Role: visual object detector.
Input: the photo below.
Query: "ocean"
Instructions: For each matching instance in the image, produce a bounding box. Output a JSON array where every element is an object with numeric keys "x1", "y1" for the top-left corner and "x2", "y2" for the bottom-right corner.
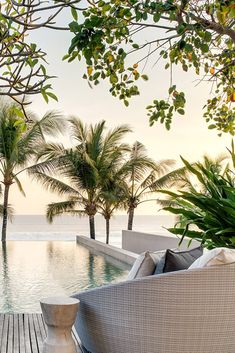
[{"x1": 7, "y1": 214, "x2": 176, "y2": 247}]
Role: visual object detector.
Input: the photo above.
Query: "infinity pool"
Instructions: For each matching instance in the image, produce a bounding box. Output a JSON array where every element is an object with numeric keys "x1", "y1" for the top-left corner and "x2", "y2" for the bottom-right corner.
[{"x1": 0, "y1": 241, "x2": 130, "y2": 313}]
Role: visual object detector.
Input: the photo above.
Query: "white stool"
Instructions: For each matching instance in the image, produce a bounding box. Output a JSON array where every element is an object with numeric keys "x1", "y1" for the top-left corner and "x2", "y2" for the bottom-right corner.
[{"x1": 40, "y1": 296, "x2": 80, "y2": 353}]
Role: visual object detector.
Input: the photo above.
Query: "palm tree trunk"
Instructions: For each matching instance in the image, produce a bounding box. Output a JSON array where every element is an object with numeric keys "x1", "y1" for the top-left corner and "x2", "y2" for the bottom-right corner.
[
  {"x1": 127, "y1": 207, "x2": 135, "y2": 230},
  {"x1": 89, "y1": 215, "x2": 95, "y2": 240},
  {"x1": 2, "y1": 184, "x2": 10, "y2": 242},
  {"x1": 105, "y1": 217, "x2": 110, "y2": 244}
]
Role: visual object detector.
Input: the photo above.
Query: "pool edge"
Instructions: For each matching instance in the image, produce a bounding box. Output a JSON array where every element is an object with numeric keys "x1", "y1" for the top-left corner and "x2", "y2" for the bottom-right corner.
[{"x1": 76, "y1": 236, "x2": 138, "y2": 266}]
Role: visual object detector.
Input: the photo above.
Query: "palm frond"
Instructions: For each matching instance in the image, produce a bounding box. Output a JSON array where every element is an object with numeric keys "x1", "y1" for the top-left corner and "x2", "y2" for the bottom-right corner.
[
  {"x1": 0, "y1": 204, "x2": 14, "y2": 220},
  {"x1": 101, "y1": 125, "x2": 132, "y2": 155},
  {"x1": 150, "y1": 166, "x2": 188, "y2": 190},
  {"x1": 153, "y1": 159, "x2": 175, "y2": 175},
  {"x1": 14, "y1": 176, "x2": 26, "y2": 197},
  {"x1": 36, "y1": 143, "x2": 66, "y2": 162},
  {"x1": 69, "y1": 117, "x2": 88, "y2": 144},
  {"x1": 27, "y1": 158, "x2": 63, "y2": 177},
  {"x1": 30, "y1": 171, "x2": 79, "y2": 197},
  {"x1": 46, "y1": 200, "x2": 79, "y2": 223},
  {"x1": 32, "y1": 110, "x2": 65, "y2": 137}
]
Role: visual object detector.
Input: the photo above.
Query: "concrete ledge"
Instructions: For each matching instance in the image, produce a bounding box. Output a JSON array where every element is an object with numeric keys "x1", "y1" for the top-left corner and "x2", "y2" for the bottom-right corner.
[
  {"x1": 122, "y1": 230, "x2": 200, "y2": 254},
  {"x1": 76, "y1": 236, "x2": 138, "y2": 266}
]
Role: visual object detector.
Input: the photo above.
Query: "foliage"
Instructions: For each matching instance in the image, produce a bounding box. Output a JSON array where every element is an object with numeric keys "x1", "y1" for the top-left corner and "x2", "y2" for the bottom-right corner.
[
  {"x1": 30, "y1": 118, "x2": 131, "y2": 239},
  {"x1": 114, "y1": 141, "x2": 175, "y2": 230},
  {"x1": 0, "y1": 101, "x2": 63, "y2": 241},
  {"x1": 66, "y1": 0, "x2": 235, "y2": 134},
  {"x1": 0, "y1": 204, "x2": 14, "y2": 220},
  {"x1": 0, "y1": 0, "x2": 80, "y2": 112},
  {"x1": 162, "y1": 155, "x2": 235, "y2": 249},
  {"x1": 98, "y1": 180, "x2": 127, "y2": 243}
]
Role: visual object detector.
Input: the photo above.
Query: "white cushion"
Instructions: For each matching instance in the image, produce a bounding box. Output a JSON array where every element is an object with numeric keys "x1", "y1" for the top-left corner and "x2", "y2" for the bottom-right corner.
[
  {"x1": 128, "y1": 250, "x2": 166, "y2": 280},
  {"x1": 189, "y1": 247, "x2": 235, "y2": 269},
  {"x1": 127, "y1": 251, "x2": 157, "y2": 280}
]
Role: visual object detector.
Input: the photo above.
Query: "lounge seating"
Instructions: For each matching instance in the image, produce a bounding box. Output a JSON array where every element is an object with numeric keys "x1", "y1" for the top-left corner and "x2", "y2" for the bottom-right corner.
[{"x1": 73, "y1": 262, "x2": 235, "y2": 353}]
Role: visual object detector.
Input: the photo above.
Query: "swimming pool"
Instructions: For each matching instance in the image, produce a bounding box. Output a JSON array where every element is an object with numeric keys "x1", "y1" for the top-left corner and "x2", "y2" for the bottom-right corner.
[{"x1": 0, "y1": 241, "x2": 130, "y2": 313}]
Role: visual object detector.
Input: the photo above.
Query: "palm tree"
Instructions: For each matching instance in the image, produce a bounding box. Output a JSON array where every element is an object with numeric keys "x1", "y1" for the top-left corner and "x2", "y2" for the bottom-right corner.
[
  {"x1": 169, "y1": 154, "x2": 229, "y2": 195},
  {"x1": 98, "y1": 181, "x2": 126, "y2": 244},
  {"x1": 115, "y1": 142, "x2": 176, "y2": 230},
  {"x1": 31, "y1": 118, "x2": 131, "y2": 239},
  {"x1": 0, "y1": 102, "x2": 63, "y2": 241}
]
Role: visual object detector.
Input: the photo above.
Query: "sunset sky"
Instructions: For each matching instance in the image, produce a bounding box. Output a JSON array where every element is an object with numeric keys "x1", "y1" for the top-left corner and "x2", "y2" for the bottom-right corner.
[{"x1": 9, "y1": 15, "x2": 232, "y2": 215}]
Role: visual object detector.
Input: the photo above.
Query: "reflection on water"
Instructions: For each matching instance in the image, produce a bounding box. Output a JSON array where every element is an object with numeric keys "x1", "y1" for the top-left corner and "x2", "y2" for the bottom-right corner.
[{"x1": 0, "y1": 241, "x2": 130, "y2": 313}]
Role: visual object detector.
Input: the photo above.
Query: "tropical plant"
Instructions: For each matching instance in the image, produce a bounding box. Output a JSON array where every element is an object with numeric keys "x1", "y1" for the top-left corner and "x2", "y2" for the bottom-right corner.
[
  {"x1": 113, "y1": 141, "x2": 175, "y2": 230},
  {"x1": 162, "y1": 156, "x2": 235, "y2": 249},
  {"x1": 0, "y1": 102, "x2": 63, "y2": 242},
  {"x1": 66, "y1": 1, "x2": 235, "y2": 134},
  {"x1": 31, "y1": 119, "x2": 131, "y2": 239}
]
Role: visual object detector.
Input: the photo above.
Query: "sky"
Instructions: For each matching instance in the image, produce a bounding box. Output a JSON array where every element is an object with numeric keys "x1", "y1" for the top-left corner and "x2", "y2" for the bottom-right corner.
[{"x1": 9, "y1": 10, "x2": 232, "y2": 215}]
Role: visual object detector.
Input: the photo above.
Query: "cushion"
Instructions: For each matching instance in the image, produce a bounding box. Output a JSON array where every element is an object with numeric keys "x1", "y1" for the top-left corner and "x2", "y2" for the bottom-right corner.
[
  {"x1": 189, "y1": 247, "x2": 235, "y2": 269},
  {"x1": 163, "y1": 246, "x2": 203, "y2": 273},
  {"x1": 127, "y1": 251, "x2": 156, "y2": 280},
  {"x1": 153, "y1": 251, "x2": 167, "y2": 275}
]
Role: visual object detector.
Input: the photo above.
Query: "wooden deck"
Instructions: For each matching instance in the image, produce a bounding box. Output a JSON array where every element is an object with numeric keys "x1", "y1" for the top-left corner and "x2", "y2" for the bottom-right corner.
[{"x1": 0, "y1": 314, "x2": 82, "y2": 353}]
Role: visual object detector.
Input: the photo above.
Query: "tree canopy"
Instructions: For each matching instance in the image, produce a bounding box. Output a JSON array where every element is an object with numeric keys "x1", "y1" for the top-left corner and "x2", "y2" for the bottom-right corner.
[
  {"x1": 0, "y1": 0, "x2": 80, "y2": 114},
  {"x1": 30, "y1": 118, "x2": 131, "y2": 239},
  {"x1": 66, "y1": 0, "x2": 235, "y2": 134}
]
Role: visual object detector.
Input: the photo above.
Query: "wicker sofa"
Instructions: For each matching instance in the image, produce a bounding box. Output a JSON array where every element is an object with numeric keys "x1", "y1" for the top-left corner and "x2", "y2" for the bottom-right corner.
[{"x1": 73, "y1": 262, "x2": 235, "y2": 353}]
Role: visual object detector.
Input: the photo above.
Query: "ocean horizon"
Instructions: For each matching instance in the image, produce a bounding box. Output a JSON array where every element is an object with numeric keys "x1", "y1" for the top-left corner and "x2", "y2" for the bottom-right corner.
[{"x1": 6, "y1": 214, "x2": 177, "y2": 247}]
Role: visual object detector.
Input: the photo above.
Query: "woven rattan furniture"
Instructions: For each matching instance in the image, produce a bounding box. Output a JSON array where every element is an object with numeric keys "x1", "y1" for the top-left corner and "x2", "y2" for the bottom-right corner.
[{"x1": 73, "y1": 262, "x2": 235, "y2": 353}]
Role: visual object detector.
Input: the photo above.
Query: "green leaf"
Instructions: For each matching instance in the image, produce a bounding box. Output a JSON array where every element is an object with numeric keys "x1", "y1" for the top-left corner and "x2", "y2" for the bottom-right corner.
[
  {"x1": 46, "y1": 92, "x2": 58, "y2": 102},
  {"x1": 62, "y1": 54, "x2": 70, "y2": 61},
  {"x1": 177, "y1": 109, "x2": 185, "y2": 115},
  {"x1": 69, "y1": 21, "x2": 79, "y2": 33},
  {"x1": 71, "y1": 7, "x2": 78, "y2": 21},
  {"x1": 13, "y1": 108, "x2": 24, "y2": 119},
  {"x1": 40, "y1": 65, "x2": 46, "y2": 76},
  {"x1": 153, "y1": 12, "x2": 161, "y2": 23},
  {"x1": 141, "y1": 74, "x2": 148, "y2": 81},
  {"x1": 110, "y1": 73, "x2": 118, "y2": 84},
  {"x1": 103, "y1": 4, "x2": 111, "y2": 11},
  {"x1": 201, "y1": 43, "x2": 209, "y2": 53},
  {"x1": 204, "y1": 31, "x2": 212, "y2": 42},
  {"x1": 41, "y1": 90, "x2": 49, "y2": 103},
  {"x1": 132, "y1": 43, "x2": 139, "y2": 49}
]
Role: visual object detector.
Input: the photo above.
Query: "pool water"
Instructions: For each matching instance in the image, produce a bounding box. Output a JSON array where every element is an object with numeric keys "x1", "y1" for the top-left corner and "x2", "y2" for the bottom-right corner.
[{"x1": 0, "y1": 241, "x2": 130, "y2": 313}]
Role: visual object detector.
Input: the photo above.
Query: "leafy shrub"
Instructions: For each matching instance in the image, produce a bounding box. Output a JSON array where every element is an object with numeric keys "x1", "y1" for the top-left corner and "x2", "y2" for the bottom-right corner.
[{"x1": 162, "y1": 157, "x2": 235, "y2": 249}]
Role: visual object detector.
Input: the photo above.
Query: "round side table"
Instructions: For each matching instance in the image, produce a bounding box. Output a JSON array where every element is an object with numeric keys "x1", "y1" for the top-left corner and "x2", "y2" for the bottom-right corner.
[{"x1": 40, "y1": 296, "x2": 80, "y2": 353}]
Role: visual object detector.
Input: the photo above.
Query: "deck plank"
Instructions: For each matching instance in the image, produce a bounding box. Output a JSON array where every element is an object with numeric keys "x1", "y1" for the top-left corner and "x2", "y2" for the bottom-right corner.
[
  {"x1": 0, "y1": 314, "x2": 82, "y2": 353},
  {"x1": 13, "y1": 314, "x2": 20, "y2": 353},
  {"x1": 35, "y1": 314, "x2": 46, "y2": 341},
  {"x1": 32, "y1": 314, "x2": 43, "y2": 352},
  {"x1": 8, "y1": 314, "x2": 13, "y2": 353},
  {"x1": 23, "y1": 314, "x2": 32, "y2": 353},
  {"x1": 28, "y1": 314, "x2": 39, "y2": 353},
  {"x1": 18, "y1": 314, "x2": 25, "y2": 353},
  {"x1": 0, "y1": 313, "x2": 5, "y2": 348},
  {"x1": 2, "y1": 314, "x2": 9, "y2": 353}
]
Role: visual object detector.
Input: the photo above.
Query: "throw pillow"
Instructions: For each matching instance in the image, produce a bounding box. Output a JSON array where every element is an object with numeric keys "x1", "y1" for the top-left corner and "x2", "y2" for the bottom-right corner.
[
  {"x1": 153, "y1": 251, "x2": 167, "y2": 275},
  {"x1": 127, "y1": 251, "x2": 156, "y2": 280},
  {"x1": 163, "y1": 246, "x2": 203, "y2": 273},
  {"x1": 189, "y1": 247, "x2": 235, "y2": 269}
]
